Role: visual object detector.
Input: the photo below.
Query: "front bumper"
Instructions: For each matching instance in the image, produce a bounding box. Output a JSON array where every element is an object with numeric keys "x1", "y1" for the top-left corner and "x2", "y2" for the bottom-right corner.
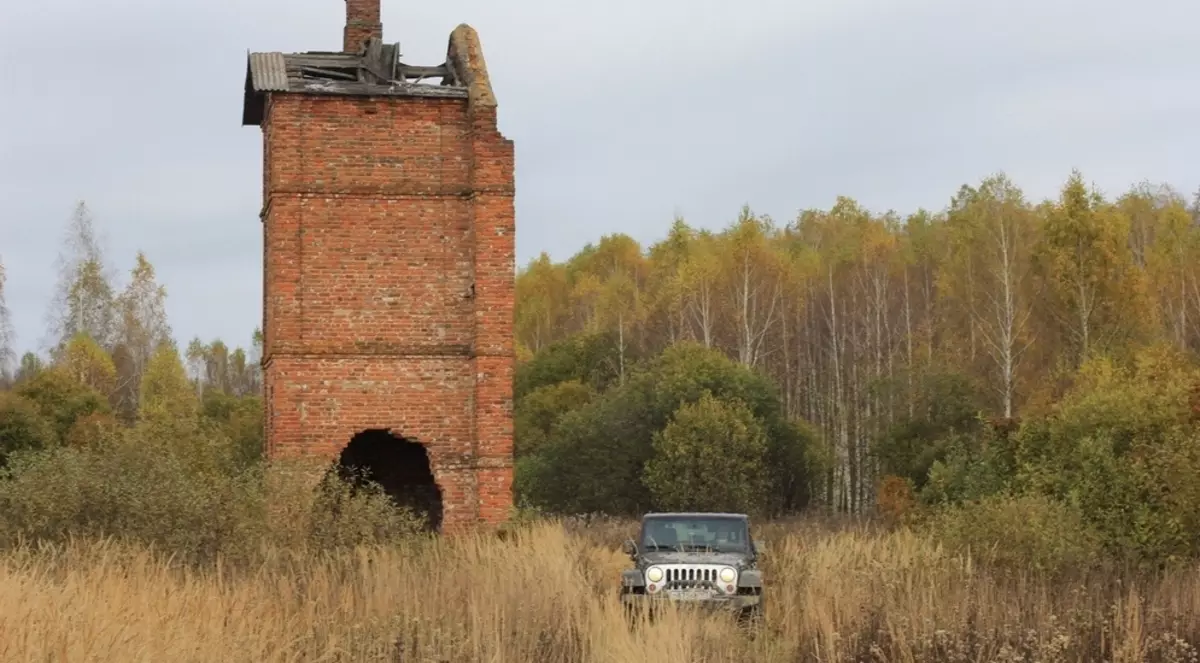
[{"x1": 620, "y1": 589, "x2": 762, "y2": 611}]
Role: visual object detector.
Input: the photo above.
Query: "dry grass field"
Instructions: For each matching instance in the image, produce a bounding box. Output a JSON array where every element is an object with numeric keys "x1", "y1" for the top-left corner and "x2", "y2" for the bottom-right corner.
[{"x1": 1, "y1": 518, "x2": 1198, "y2": 663}]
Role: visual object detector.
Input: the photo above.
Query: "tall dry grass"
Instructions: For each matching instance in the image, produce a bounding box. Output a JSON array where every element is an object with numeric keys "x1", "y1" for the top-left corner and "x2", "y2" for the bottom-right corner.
[{"x1": 1, "y1": 518, "x2": 1197, "y2": 663}]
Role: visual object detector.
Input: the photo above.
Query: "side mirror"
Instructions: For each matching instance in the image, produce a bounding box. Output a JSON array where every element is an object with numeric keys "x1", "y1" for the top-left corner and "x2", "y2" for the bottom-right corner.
[
  {"x1": 753, "y1": 540, "x2": 766, "y2": 556},
  {"x1": 622, "y1": 539, "x2": 638, "y2": 557}
]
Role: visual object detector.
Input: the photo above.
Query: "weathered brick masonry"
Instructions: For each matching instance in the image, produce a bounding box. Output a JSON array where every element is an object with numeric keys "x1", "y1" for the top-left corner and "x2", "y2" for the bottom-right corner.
[{"x1": 242, "y1": 2, "x2": 515, "y2": 530}]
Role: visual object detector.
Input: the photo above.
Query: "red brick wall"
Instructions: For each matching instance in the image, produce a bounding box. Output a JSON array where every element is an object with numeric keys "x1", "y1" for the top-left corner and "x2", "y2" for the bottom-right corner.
[{"x1": 258, "y1": 92, "x2": 515, "y2": 531}]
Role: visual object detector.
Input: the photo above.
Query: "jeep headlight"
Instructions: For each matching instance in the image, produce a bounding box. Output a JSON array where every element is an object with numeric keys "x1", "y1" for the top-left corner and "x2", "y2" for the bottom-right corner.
[
  {"x1": 719, "y1": 567, "x2": 736, "y2": 583},
  {"x1": 646, "y1": 566, "x2": 663, "y2": 583}
]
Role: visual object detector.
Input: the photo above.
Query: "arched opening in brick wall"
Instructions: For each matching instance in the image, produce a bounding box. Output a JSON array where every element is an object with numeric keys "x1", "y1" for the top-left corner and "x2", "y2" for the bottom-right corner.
[{"x1": 330, "y1": 429, "x2": 444, "y2": 531}]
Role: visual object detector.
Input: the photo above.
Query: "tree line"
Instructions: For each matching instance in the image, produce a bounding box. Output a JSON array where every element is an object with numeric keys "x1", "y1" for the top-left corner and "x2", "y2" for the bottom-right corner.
[
  {"x1": 2, "y1": 172, "x2": 1199, "y2": 565},
  {"x1": 0, "y1": 202, "x2": 263, "y2": 462},
  {"x1": 510, "y1": 170, "x2": 1200, "y2": 563}
]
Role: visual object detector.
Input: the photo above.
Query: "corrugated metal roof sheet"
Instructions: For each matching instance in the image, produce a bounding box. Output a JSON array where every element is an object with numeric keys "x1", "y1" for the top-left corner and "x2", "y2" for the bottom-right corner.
[
  {"x1": 242, "y1": 45, "x2": 471, "y2": 126},
  {"x1": 248, "y1": 52, "x2": 288, "y2": 92}
]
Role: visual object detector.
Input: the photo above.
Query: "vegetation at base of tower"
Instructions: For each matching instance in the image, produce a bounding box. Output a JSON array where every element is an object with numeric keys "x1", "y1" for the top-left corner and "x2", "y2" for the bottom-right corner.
[{"x1": 0, "y1": 203, "x2": 427, "y2": 561}]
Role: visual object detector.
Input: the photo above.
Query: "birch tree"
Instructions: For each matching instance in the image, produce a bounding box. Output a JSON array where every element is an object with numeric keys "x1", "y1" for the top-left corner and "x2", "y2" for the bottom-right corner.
[
  {"x1": 1034, "y1": 171, "x2": 1146, "y2": 366},
  {"x1": 1132, "y1": 187, "x2": 1199, "y2": 352},
  {"x1": 680, "y1": 231, "x2": 721, "y2": 348},
  {"x1": 723, "y1": 207, "x2": 785, "y2": 368},
  {"x1": 946, "y1": 174, "x2": 1039, "y2": 418},
  {"x1": 0, "y1": 256, "x2": 15, "y2": 383},
  {"x1": 45, "y1": 202, "x2": 116, "y2": 352},
  {"x1": 113, "y1": 251, "x2": 172, "y2": 408},
  {"x1": 645, "y1": 217, "x2": 694, "y2": 346},
  {"x1": 515, "y1": 253, "x2": 568, "y2": 352}
]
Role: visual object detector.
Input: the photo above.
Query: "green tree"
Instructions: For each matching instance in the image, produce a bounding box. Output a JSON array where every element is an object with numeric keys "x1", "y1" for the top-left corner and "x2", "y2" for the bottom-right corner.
[
  {"x1": 200, "y1": 390, "x2": 263, "y2": 469},
  {"x1": 513, "y1": 379, "x2": 595, "y2": 458},
  {"x1": 518, "y1": 342, "x2": 819, "y2": 515},
  {"x1": 15, "y1": 352, "x2": 44, "y2": 385},
  {"x1": 13, "y1": 366, "x2": 110, "y2": 443},
  {"x1": 0, "y1": 392, "x2": 57, "y2": 466},
  {"x1": 514, "y1": 331, "x2": 626, "y2": 401},
  {"x1": 643, "y1": 392, "x2": 770, "y2": 514},
  {"x1": 109, "y1": 343, "x2": 139, "y2": 422},
  {"x1": 872, "y1": 368, "x2": 987, "y2": 490}
]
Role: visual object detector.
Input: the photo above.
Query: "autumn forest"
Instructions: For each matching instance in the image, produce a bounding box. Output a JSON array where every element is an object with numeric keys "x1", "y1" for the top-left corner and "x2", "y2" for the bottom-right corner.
[{"x1": 2, "y1": 169, "x2": 1200, "y2": 568}]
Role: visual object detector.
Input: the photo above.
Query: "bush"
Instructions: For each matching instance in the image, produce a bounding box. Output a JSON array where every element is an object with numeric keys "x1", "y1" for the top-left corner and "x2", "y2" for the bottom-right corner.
[
  {"x1": 517, "y1": 342, "x2": 821, "y2": 515},
  {"x1": 876, "y1": 474, "x2": 917, "y2": 524},
  {"x1": 643, "y1": 392, "x2": 770, "y2": 515},
  {"x1": 0, "y1": 421, "x2": 427, "y2": 565},
  {"x1": 63, "y1": 412, "x2": 121, "y2": 449},
  {"x1": 1013, "y1": 345, "x2": 1200, "y2": 564},
  {"x1": 872, "y1": 369, "x2": 987, "y2": 491},
  {"x1": 513, "y1": 379, "x2": 594, "y2": 458},
  {"x1": 0, "y1": 392, "x2": 57, "y2": 465},
  {"x1": 920, "y1": 493, "x2": 1103, "y2": 577},
  {"x1": 919, "y1": 426, "x2": 1018, "y2": 506},
  {"x1": 13, "y1": 367, "x2": 110, "y2": 443}
]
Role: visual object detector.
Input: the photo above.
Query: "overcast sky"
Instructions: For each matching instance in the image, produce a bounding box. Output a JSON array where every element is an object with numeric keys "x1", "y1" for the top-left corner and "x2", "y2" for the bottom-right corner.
[{"x1": 1, "y1": 0, "x2": 1197, "y2": 358}]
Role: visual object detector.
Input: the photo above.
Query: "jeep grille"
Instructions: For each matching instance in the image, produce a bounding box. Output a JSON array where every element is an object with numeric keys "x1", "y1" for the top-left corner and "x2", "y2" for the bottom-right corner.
[
  {"x1": 668, "y1": 567, "x2": 715, "y2": 584},
  {"x1": 654, "y1": 564, "x2": 732, "y2": 589}
]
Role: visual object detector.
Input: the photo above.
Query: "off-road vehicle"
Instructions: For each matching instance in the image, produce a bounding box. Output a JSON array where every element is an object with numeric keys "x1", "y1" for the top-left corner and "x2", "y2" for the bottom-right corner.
[{"x1": 619, "y1": 512, "x2": 764, "y2": 622}]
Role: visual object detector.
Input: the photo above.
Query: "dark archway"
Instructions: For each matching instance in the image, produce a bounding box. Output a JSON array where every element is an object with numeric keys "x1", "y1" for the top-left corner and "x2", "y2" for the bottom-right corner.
[{"x1": 330, "y1": 429, "x2": 444, "y2": 532}]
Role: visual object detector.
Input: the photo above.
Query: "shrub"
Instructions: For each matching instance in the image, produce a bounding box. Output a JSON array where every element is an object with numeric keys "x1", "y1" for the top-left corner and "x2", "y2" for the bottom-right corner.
[
  {"x1": 643, "y1": 391, "x2": 770, "y2": 515},
  {"x1": 63, "y1": 412, "x2": 121, "y2": 449},
  {"x1": 1013, "y1": 345, "x2": 1200, "y2": 564},
  {"x1": 513, "y1": 379, "x2": 594, "y2": 457},
  {"x1": 0, "y1": 392, "x2": 57, "y2": 465},
  {"x1": 921, "y1": 493, "x2": 1104, "y2": 577},
  {"x1": 0, "y1": 421, "x2": 428, "y2": 565},
  {"x1": 876, "y1": 474, "x2": 917, "y2": 524},
  {"x1": 13, "y1": 367, "x2": 110, "y2": 443},
  {"x1": 517, "y1": 342, "x2": 821, "y2": 515}
]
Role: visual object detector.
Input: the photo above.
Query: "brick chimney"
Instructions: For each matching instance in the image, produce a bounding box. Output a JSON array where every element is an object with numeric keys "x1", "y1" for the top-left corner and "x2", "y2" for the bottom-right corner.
[{"x1": 344, "y1": 0, "x2": 382, "y2": 53}]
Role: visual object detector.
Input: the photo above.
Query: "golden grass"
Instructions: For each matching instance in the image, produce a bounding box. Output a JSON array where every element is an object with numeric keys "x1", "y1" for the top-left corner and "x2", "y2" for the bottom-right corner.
[{"x1": 1, "y1": 520, "x2": 1197, "y2": 663}]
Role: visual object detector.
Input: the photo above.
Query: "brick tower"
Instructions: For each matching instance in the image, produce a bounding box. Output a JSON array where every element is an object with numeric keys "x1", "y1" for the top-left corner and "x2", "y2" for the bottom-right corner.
[{"x1": 241, "y1": 1, "x2": 515, "y2": 531}]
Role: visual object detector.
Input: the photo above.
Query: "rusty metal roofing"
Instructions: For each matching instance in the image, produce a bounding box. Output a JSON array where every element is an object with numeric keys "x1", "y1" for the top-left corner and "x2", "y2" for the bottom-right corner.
[{"x1": 241, "y1": 39, "x2": 469, "y2": 126}]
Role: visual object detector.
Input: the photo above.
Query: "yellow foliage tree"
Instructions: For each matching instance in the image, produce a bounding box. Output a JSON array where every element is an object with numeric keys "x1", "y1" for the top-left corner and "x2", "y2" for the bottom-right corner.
[
  {"x1": 138, "y1": 341, "x2": 198, "y2": 423},
  {"x1": 58, "y1": 332, "x2": 117, "y2": 397}
]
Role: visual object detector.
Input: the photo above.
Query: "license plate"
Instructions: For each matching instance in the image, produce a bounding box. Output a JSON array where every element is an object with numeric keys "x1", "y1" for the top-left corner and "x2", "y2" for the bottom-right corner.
[{"x1": 668, "y1": 589, "x2": 713, "y2": 601}]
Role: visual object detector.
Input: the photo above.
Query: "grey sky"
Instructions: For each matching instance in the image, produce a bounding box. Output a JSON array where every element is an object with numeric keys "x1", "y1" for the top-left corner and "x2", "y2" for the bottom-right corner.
[{"x1": 1, "y1": 0, "x2": 1198, "y2": 358}]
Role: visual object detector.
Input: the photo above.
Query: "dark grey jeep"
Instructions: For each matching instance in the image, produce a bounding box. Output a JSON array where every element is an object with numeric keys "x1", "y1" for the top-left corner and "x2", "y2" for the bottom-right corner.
[{"x1": 619, "y1": 512, "x2": 764, "y2": 622}]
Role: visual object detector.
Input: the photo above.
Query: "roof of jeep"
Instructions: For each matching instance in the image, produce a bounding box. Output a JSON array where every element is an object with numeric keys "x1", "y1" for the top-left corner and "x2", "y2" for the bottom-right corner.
[{"x1": 641, "y1": 512, "x2": 749, "y2": 519}]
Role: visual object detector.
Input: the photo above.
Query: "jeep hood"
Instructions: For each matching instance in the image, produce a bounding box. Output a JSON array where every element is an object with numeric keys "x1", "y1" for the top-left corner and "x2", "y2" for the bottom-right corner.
[{"x1": 640, "y1": 551, "x2": 752, "y2": 567}]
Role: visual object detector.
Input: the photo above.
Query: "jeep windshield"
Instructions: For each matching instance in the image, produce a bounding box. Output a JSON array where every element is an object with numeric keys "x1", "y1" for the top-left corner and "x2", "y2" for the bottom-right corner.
[{"x1": 639, "y1": 515, "x2": 750, "y2": 554}]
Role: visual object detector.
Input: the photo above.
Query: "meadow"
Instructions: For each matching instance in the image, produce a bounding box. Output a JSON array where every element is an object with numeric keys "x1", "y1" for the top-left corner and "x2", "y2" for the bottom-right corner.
[{"x1": 2, "y1": 514, "x2": 1198, "y2": 663}]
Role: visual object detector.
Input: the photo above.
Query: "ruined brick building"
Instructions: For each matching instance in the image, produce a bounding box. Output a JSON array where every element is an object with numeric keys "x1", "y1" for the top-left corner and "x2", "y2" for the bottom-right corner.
[{"x1": 240, "y1": 0, "x2": 515, "y2": 531}]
